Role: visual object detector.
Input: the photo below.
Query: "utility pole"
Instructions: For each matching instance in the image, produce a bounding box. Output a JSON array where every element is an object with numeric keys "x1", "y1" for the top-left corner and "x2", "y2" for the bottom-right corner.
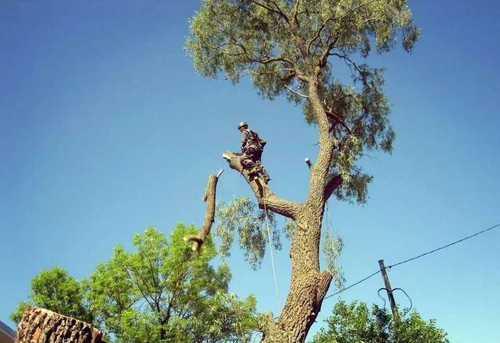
[{"x1": 378, "y1": 259, "x2": 399, "y2": 321}]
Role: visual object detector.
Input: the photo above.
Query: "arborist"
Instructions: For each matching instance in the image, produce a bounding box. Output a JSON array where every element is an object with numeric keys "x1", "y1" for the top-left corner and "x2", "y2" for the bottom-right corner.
[{"x1": 238, "y1": 121, "x2": 270, "y2": 183}]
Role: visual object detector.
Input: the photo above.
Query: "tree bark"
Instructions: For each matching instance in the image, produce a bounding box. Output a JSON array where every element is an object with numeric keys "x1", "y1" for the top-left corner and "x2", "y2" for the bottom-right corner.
[
  {"x1": 222, "y1": 152, "x2": 300, "y2": 219},
  {"x1": 16, "y1": 308, "x2": 104, "y2": 343},
  {"x1": 185, "y1": 170, "x2": 224, "y2": 252},
  {"x1": 223, "y1": 74, "x2": 341, "y2": 342}
]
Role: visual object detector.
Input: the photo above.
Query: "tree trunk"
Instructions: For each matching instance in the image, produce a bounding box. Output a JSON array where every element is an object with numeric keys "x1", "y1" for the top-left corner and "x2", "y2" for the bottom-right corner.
[
  {"x1": 16, "y1": 308, "x2": 104, "y2": 343},
  {"x1": 262, "y1": 214, "x2": 332, "y2": 343},
  {"x1": 261, "y1": 77, "x2": 336, "y2": 342},
  {"x1": 223, "y1": 75, "x2": 338, "y2": 342}
]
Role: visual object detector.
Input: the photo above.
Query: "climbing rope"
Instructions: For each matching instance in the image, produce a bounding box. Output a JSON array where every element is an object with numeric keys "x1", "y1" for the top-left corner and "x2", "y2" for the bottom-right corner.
[{"x1": 263, "y1": 201, "x2": 280, "y2": 301}]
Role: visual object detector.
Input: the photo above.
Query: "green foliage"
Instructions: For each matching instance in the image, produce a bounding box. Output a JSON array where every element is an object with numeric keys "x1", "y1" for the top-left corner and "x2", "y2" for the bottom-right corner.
[
  {"x1": 187, "y1": 0, "x2": 419, "y2": 203},
  {"x1": 216, "y1": 197, "x2": 281, "y2": 269},
  {"x1": 13, "y1": 225, "x2": 261, "y2": 343},
  {"x1": 312, "y1": 301, "x2": 449, "y2": 343},
  {"x1": 322, "y1": 231, "x2": 345, "y2": 288},
  {"x1": 216, "y1": 198, "x2": 345, "y2": 289},
  {"x1": 11, "y1": 267, "x2": 92, "y2": 323}
]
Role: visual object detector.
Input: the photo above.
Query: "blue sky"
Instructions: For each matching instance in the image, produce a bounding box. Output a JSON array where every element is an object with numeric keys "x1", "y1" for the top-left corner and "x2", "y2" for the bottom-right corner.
[{"x1": 1, "y1": 1, "x2": 499, "y2": 342}]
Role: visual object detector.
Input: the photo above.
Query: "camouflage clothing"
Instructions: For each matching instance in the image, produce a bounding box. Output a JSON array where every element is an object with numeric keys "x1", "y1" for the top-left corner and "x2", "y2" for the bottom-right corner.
[{"x1": 240, "y1": 128, "x2": 270, "y2": 182}]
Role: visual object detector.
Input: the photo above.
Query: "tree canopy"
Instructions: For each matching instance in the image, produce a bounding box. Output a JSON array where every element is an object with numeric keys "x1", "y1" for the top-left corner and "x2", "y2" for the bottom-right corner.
[
  {"x1": 13, "y1": 225, "x2": 260, "y2": 343},
  {"x1": 187, "y1": 0, "x2": 419, "y2": 203},
  {"x1": 312, "y1": 300, "x2": 449, "y2": 343},
  {"x1": 11, "y1": 267, "x2": 92, "y2": 324}
]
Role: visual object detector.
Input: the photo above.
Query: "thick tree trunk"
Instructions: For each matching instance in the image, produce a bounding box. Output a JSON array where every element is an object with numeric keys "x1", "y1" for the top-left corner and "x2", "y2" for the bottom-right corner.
[
  {"x1": 262, "y1": 77, "x2": 335, "y2": 342},
  {"x1": 16, "y1": 308, "x2": 104, "y2": 343},
  {"x1": 223, "y1": 74, "x2": 338, "y2": 342},
  {"x1": 262, "y1": 214, "x2": 332, "y2": 343}
]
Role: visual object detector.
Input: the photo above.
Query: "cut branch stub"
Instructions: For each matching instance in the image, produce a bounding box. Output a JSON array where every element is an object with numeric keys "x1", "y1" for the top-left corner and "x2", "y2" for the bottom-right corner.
[
  {"x1": 16, "y1": 307, "x2": 103, "y2": 343},
  {"x1": 222, "y1": 151, "x2": 300, "y2": 219},
  {"x1": 185, "y1": 170, "x2": 224, "y2": 252}
]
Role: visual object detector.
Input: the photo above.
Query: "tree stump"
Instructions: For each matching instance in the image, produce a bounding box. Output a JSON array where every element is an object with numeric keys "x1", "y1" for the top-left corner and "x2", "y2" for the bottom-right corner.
[{"x1": 16, "y1": 308, "x2": 104, "y2": 343}]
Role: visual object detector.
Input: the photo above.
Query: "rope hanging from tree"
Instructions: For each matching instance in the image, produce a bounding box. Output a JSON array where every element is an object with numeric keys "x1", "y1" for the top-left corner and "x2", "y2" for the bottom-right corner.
[{"x1": 263, "y1": 202, "x2": 281, "y2": 301}]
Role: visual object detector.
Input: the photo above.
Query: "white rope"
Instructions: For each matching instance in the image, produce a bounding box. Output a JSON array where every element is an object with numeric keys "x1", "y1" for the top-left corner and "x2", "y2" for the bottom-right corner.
[{"x1": 263, "y1": 203, "x2": 280, "y2": 301}]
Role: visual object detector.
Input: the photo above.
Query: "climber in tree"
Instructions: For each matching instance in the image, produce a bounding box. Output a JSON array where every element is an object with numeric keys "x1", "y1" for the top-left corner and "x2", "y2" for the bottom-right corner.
[{"x1": 238, "y1": 121, "x2": 270, "y2": 183}]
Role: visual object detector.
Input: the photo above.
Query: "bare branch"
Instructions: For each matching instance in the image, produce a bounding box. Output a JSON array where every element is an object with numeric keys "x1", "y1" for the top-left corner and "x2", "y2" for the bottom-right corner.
[
  {"x1": 185, "y1": 170, "x2": 224, "y2": 252},
  {"x1": 222, "y1": 152, "x2": 301, "y2": 219}
]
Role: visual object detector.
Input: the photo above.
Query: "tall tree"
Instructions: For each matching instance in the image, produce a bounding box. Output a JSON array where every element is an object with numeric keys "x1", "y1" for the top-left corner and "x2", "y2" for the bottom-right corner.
[{"x1": 187, "y1": 1, "x2": 419, "y2": 341}]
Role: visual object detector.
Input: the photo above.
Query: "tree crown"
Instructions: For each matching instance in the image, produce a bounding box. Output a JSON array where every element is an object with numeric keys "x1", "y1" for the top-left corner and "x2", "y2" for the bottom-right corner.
[{"x1": 187, "y1": 0, "x2": 419, "y2": 202}]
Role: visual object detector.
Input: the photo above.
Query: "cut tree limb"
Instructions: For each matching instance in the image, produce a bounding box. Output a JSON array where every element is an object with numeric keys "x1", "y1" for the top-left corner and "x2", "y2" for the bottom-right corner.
[
  {"x1": 16, "y1": 308, "x2": 103, "y2": 343},
  {"x1": 222, "y1": 152, "x2": 301, "y2": 219},
  {"x1": 185, "y1": 169, "x2": 224, "y2": 252}
]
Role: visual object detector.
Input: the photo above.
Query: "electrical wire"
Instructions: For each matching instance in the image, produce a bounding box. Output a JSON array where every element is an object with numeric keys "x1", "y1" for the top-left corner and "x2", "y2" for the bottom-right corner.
[
  {"x1": 323, "y1": 222, "x2": 500, "y2": 300},
  {"x1": 392, "y1": 288, "x2": 413, "y2": 313},
  {"x1": 387, "y1": 223, "x2": 500, "y2": 270},
  {"x1": 324, "y1": 270, "x2": 380, "y2": 299}
]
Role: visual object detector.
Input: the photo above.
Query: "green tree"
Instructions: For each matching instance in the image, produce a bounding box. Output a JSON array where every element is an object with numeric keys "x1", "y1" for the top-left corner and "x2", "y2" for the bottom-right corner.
[
  {"x1": 312, "y1": 301, "x2": 449, "y2": 343},
  {"x1": 13, "y1": 225, "x2": 260, "y2": 343},
  {"x1": 11, "y1": 267, "x2": 92, "y2": 323},
  {"x1": 187, "y1": 0, "x2": 419, "y2": 341}
]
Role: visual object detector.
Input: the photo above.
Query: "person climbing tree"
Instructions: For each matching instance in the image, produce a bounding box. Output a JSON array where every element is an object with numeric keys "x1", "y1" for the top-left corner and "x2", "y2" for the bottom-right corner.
[{"x1": 238, "y1": 121, "x2": 270, "y2": 183}]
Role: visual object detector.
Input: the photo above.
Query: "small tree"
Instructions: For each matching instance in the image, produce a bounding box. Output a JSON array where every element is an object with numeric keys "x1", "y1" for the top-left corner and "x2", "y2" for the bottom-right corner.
[
  {"x1": 312, "y1": 300, "x2": 449, "y2": 343},
  {"x1": 13, "y1": 225, "x2": 260, "y2": 343},
  {"x1": 11, "y1": 267, "x2": 92, "y2": 324},
  {"x1": 187, "y1": 1, "x2": 419, "y2": 341}
]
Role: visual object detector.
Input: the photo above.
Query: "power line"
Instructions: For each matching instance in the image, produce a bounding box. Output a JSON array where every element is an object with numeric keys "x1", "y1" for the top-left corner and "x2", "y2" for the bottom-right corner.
[
  {"x1": 388, "y1": 223, "x2": 500, "y2": 270},
  {"x1": 325, "y1": 270, "x2": 380, "y2": 299},
  {"x1": 323, "y1": 222, "x2": 500, "y2": 300}
]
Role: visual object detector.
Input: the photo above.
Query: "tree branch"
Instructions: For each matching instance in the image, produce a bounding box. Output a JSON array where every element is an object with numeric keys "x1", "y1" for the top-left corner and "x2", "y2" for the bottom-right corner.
[
  {"x1": 222, "y1": 152, "x2": 301, "y2": 219},
  {"x1": 285, "y1": 85, "x2": 308, "y2": 98},
  {"x1": 250, "y1": 0, "x2": 290, "y2": 24},
  {"x1": 305, "y1": 78, "x2": 336, "y2": 205},
  {"x1": 318, "y1": 40, "x2": 337, "y2": 69},
  {"x1": 292, "y1": 0, "x2": 301, "y2": 27},
  {"x1": 324, "y1": 174, "x2": 342, "y2": 201},
  {"x1": 185, "y1": 170, "x2": 224, "y2": 252},
  {"x1": 331, "y1": 52, "x2": 365, "y2": 79},
  {"x1": 307, "y1": 15, "x2": 337, "y2": 56},
  {"x1": 255, "y1": 56, "x2": 294, "y2": 66}
]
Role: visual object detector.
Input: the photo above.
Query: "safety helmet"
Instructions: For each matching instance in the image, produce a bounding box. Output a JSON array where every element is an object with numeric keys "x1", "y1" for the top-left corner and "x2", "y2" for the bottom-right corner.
[{"x1": 238, "y1": 121, "x2": 248, "y2": 129}]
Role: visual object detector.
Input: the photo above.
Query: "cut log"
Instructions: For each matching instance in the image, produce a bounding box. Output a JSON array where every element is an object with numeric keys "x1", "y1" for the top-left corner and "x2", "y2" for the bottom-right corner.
[{"x1": 16, "y1": 308, "x2": 104, "y2": 343}]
